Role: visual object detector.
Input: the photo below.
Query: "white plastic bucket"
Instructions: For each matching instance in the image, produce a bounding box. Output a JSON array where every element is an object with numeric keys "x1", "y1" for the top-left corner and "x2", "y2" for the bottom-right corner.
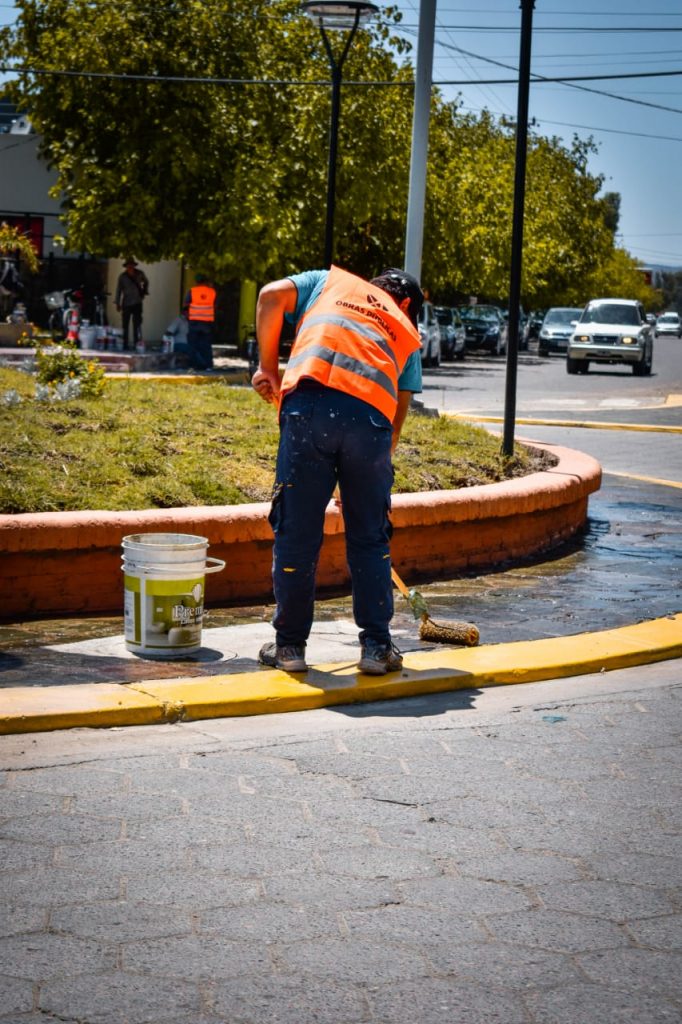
[
  {"x1": 78, "y1": 325, "x2": 97, "y2": 349},
  {"x1": 122, "y1": 533, "x2": 225, "y2": 658},
  {"x1": 110, "y1": 327, "x2": 124, "y2": 351}
]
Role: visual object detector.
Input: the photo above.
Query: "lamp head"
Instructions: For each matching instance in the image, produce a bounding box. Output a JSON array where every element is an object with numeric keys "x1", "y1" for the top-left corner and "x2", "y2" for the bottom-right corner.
[{"x1": 301, "y1": 1, "x2": 378, "y2": 31}]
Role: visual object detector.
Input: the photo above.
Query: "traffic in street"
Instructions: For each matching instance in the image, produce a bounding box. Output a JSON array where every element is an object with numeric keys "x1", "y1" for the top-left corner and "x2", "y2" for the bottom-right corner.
[{"x1": 418, "y1": 334, "x2": 682, "y2": 483}]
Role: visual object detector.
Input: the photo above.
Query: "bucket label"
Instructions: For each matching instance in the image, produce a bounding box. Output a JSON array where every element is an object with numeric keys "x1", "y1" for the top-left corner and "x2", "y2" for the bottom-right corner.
[{"x1": 124, "y1": 575, "x2": 205, "y2": 651}]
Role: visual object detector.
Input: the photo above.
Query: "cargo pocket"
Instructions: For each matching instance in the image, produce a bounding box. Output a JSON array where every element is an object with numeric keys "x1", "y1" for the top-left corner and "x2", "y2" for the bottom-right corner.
[
  {"x1": 268, "y1": 481, "x2": 284, "y2": 535},
  {"x1": 385, "y1": 499, "x2": 394, "y2": 542}
]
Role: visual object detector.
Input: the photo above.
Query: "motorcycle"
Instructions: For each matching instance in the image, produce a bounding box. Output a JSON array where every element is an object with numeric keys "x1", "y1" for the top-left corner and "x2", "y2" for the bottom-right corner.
[{"x1": 44, "y1": 288, "x2": 84, "y2": 342}]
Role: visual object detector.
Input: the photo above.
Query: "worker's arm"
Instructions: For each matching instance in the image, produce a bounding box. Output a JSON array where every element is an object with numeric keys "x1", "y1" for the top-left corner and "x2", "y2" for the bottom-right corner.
[
  {"x1": 391, "y1": 390, "x2": 413, "y2": 454},
  {"x1": 251, "y1": 278, "x2": 297, "y2": 403},
  {"x1": 391, "y1": 348, "x2": 422, "y2": 453}
]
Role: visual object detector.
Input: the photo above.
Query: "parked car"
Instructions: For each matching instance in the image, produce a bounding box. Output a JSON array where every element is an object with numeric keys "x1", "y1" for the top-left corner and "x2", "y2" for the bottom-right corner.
[
  {"x1": 434, "y1": 306, "x2": 465, "y2": 360},
  {"x1": 418, "y1": 300, "x2": 441, "y2": 367},
  {"x1": 537, "y1": 307, "x2": 583, "y2": 356},
  {"x1": 567, "y1": 298, "x2": 653, "y2": 376},
  {"x1": 524, "y1": 309, "x2": 545, "y2": 347},
  {"x1": 498, "y1": 307, "x2": 528, "y2": 350},
  {"x1": 450, "y1": 307, "x2": 466, "y2": 360},
  {"x1": 655, "y1": 311, "x2": 681, "y2": 338},
  {"x1": 459, "y1": 305, "x2": 507, "y2": 356}
]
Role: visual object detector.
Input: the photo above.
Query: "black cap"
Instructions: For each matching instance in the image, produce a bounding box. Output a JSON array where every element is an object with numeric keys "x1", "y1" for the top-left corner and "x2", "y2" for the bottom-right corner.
[{"x1": 370, "y1": 267, "x2": 424, "y2": 326}]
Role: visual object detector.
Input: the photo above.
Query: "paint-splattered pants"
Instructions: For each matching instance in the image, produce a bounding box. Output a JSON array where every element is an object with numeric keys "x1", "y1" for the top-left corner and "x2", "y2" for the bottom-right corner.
[{"x1": 269, "y1": 383, "x2": 394, "y2": 647}]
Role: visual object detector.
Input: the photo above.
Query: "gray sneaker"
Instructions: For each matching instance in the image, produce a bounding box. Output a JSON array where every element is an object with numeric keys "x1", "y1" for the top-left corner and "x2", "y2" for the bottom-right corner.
[
  {"x1": 258, "y1": 642, "x2": 308, "y2": 672},
  {"x1": 358, "y1": 640, "x2": 403, "y2": 676}
]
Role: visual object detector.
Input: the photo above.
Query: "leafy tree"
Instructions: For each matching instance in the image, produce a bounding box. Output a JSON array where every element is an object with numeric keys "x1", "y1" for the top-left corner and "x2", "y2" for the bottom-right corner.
[
  {"x1": 0, "y1": 221, "x2": 40, "y2": 273},
  {"x1": 584, "y1": 247, "x2": 659, "y2": 308},
  {"x1": 600, "y1": 191, "x2": 621, "y2": 235},
  {"x1": 659, "y1": 269, "x2": 682, "y2": 313},
  {"x1": 422, "y1": 116, "x2": 628, "y2": 309},
  {"x1": 1, "y1": 0, "x2": 413, "y2": 278},
  {"x1": 1, "y1": 0, "x2": 655, "y2": 309}
]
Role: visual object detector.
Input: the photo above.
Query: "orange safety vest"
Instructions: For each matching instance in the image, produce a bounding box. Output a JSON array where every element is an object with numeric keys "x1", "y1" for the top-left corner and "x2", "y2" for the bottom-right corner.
[
  {"x1": 188, "y1": 284, "x2": 216, "y2": 323},
  {"x1": 280, "y1": 265, "x2": 420, "y2": 422}
]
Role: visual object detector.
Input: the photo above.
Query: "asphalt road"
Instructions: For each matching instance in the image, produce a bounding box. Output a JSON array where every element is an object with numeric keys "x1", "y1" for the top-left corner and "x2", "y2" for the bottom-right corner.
[
  {"x1": 419, "y1": 334, "x2": 682, "y2": 424},
  {"x1": 417, "y1": 336, "x2": 682, "y2": 488},
  {"x1": 1, "y1": 660, "x2": 680, "y2": 1024}
]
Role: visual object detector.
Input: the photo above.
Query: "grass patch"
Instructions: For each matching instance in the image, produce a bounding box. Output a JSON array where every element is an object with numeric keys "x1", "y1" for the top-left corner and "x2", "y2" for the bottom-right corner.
[{"x1": 0, "y1": 367, "x2": 555, "y2": 514}]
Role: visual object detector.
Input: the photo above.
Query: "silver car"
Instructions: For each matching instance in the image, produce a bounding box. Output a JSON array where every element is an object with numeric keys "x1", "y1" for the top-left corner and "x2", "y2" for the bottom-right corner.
[
  {"x1": 655, "y1": 311, "x2": 681, "y2": 338},
  {"x1": 418, "y1": 301, "x2": 442, "y2": 367},
  {"x1": 537, "y1": 307, "x2": 582, "y2": 356},
  {"x1": 434, "y1": 306, "x2": 466, "y2": 361},
  {"x1": 567, "y1": 298, "x2": 653, "y2": 376}
]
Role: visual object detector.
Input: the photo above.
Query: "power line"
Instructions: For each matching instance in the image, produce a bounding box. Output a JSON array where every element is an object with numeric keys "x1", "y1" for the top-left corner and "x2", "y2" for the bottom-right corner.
[
  {"x1": 627, "y1": 245, "x2": 682, "y2": 261},
  {"x1": 428, "y1": 7, "x2": 682, "y2": 13},
  {"x1": 400, "y1": 25, "x2": 682, "y2": 33},
  {"x1": 536, "y1": 118, "x2": 682, "y2": 145},
  {"x1": 456, "y1": 108, "x2": 682, "y2": 145},
  {"x1": 439, "y1": 54, "x2": 682, "y2": 69},
  {"x1": 396, "y1": 28, "x2": 682, "y2": 116},
  {"x1": 2, "y1": 63, "x2": 681, "y2": 91}
]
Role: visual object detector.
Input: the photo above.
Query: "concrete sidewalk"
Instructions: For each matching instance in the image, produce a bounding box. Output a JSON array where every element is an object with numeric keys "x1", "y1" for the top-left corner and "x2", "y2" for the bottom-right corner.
[{"x1": 1, "y1": 468, "x2": 681, "y2": 736}]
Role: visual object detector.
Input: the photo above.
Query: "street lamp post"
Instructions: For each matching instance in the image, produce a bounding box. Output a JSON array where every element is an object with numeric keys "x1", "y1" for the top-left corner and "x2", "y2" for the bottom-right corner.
[
  {"x1": 301, "y1": 1, "x2": 378, "y2": 268},
  {"x1": 502, "y1": 0, "x2": 536, "y2": 457}
]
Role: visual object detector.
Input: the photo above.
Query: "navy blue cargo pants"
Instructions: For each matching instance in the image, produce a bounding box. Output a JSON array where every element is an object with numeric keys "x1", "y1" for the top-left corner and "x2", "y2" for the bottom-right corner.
[
  {"x1": 187, "y1": 321, "x2": 214, "y2": 370},
  {"x1": 269, "y1": 382, "x2": 395, "y2": 648}
]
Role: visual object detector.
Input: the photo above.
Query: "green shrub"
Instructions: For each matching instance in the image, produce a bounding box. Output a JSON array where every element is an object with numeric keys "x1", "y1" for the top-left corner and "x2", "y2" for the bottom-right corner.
[{"x1": 35, "y1": 343, "x2": 106, "y2": 399}]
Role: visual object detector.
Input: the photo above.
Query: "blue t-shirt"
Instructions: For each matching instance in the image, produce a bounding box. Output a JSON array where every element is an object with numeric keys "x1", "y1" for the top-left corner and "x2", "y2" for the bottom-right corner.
[{"x1": 286, "y1": 269, "x2": 422, "y2": 393}]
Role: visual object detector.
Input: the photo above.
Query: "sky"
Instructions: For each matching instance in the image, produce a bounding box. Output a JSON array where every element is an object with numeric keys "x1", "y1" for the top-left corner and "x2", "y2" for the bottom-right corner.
[
  {"x1": 2, "y1": 0, "x2": 681, "y2": 270},
  {"x1": 392, "y1": 0, "x2": 682, "y2": 269}
]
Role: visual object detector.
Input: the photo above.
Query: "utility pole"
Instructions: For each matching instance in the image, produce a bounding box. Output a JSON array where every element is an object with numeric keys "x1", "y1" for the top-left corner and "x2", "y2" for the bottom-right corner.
[
  {"x1": 502, "y1": 0, "x2": 536, "y2": 457},
  {"x1": 404, "y1": 0, "x2": 436, "y2": 280}
]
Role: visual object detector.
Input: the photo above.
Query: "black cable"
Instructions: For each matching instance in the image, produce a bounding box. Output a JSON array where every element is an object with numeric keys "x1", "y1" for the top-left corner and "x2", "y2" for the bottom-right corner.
[
  {"x1": 2, "y1": 63, "x2": 681, "y2": 89},
  {"x1": 398, "y1": 28, "x2": 682, "y2": 116}
]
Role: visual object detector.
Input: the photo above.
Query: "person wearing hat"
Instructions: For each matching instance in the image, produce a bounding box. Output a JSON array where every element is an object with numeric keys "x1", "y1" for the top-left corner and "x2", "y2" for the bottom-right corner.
[
  {"x1": 115, "y1": 258, "x2": 149, "y2": 351},
  {"x1": 251, "y1": 265, "x2": 424, "y2": 676}
]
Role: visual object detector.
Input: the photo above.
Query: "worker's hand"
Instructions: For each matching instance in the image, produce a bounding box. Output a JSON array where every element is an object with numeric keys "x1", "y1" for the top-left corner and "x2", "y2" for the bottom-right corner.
[
  {"x1": 115, "y1": 304, "x2": 121, "y2": 313},
  {"x1": 251, "y1": 367, "x2": 281, "y2": 405}
]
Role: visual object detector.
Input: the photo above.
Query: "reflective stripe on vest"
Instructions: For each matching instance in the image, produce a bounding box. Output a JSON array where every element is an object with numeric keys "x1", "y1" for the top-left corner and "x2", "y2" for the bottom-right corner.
[
  {"x1": 280, "y1": 266, "x2": 420, "y2": 421},
  {"x1": 188, "y1": 285, "x2": 216, "y2": 322}
]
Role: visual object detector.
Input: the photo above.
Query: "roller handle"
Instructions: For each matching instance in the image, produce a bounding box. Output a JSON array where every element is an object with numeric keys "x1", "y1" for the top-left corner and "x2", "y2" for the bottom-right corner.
[{"x1": 390, "y1": 566, "x2": 411, "y2": 600}]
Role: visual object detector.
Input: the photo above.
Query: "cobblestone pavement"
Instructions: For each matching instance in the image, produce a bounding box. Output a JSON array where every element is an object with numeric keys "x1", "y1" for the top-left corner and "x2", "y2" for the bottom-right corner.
[{"x1": 1, "y1": 662, "x2": 680, "y2": 1024}]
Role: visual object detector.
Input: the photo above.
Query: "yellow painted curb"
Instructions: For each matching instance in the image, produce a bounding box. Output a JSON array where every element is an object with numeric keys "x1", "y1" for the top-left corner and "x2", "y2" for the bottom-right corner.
[
  {"x1": 0, "y1": 683, "x2": 166, "y2": 735},
  {"x1": 450, "y1": 413, "x2": 682, "y2": 434},
  {"x1": 0, "y1": 615, "x2": 680, "y2": 735}
]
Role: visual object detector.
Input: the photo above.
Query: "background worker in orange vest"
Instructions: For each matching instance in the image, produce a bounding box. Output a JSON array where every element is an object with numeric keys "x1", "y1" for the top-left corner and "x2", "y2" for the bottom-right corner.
[
  {"x1": 252, "y1": 266, "x2": 424, "y2": 676},
  {"x1": 183, "y1": 273, "x2": 217, "y2": 370}
]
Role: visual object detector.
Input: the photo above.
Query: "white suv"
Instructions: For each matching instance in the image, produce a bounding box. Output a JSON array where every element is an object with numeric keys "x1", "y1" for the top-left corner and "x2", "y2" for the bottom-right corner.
[{"x1": 567, "y1": 298, "x2": 653, "y2": 376}]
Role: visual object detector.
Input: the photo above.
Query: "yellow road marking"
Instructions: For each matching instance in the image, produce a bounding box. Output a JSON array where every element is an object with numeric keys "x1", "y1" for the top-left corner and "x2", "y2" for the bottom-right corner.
[
  {"x1": 605, "y1": 471, "x2": 682, "y2": 489},
  {"x1": 450, "y1": 413, "x2": 682, "y2": 434}
]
